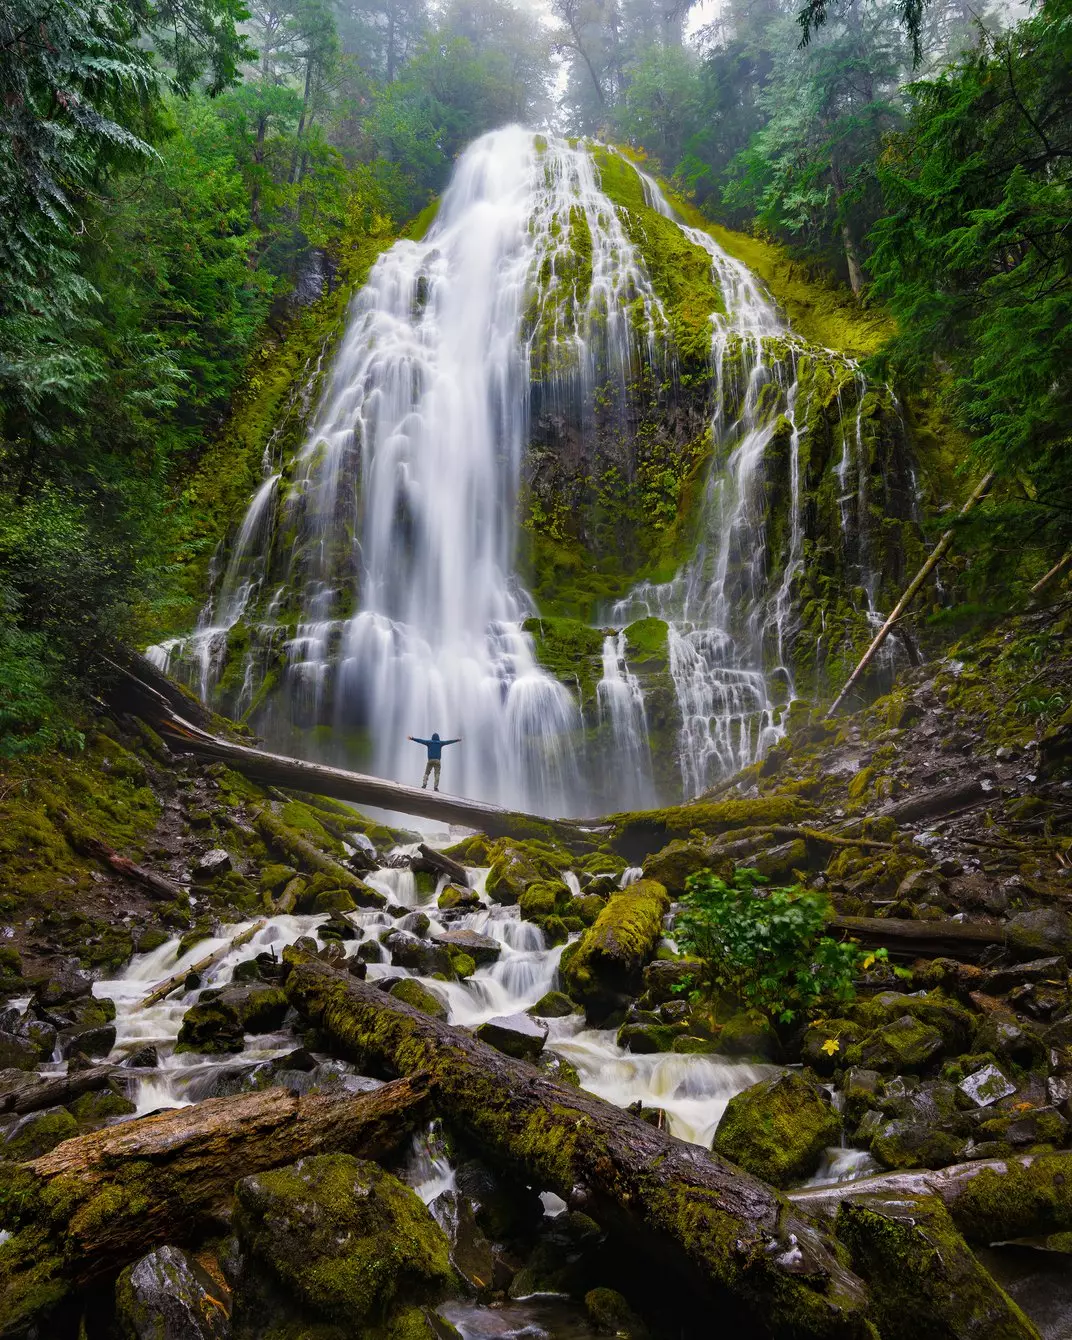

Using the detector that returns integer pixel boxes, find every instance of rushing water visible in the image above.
[152,127,916,812]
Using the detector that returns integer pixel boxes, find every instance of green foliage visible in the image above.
[675,867,885,1022]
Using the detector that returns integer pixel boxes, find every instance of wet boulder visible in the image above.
[193,849,232,881]
[852,1015,946,1073]
[801,1020,865,1076]
[60,1024,115,1059]
[37,959,94,1007]
[640,958,706,1005]
[529,990,577,1018]
[437,885,482,912]
[585,1287,649,1339]
[0,1030,42,1071]
[835,1193,1039,1340]
[958,1061,1017,1108]
[233,1154,457,1327]
[476,1012,547,1061]
[616,1022,681,1054]
[2,1105,78,1159]
[560,880,670,1021]
[388,978,449,1021]
[116,1244,229,1340]
[484,844,542,905]
[381,929,453,978]
[869,1118,969,1171]
[175,999,244,1055]
[518,881,572,923]
[642,838,721,895]
[1006,907,1072,960]
[716,1011,779,1060]
[712,1070,840,1187]
[432,929,501,967]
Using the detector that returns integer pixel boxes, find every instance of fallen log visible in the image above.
[789,1151,1072,1245]
[136,919,268,1010]
[826,470,996,718]
[0,1064,121,1117]
[253,809,386,907]
[827,914,1004,961]
[878,779,994,827]
[414,842,469,888]
[133,686,591,845]
[57,819,186,903]
[0,1076,429,1335]
[283,954,872,1339]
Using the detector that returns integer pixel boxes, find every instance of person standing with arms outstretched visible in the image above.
[407,732,461,791]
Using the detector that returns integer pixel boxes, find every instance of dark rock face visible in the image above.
[381,929,453,977]
[431,929,501,966]
[476,1013,548,1060]
[116,1244,230,1340]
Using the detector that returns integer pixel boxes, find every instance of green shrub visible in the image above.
[674,867,886,1023]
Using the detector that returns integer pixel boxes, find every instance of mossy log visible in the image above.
[283,954,872,1339]
[827,914,1009,961]
[0,1065,120,1118]
[876,780,992,827]
[414,842,469,888]
[253,810,385,907]
[789,1151,1072,1245]
[137,919,269,1009]
[560,879,671,1019]
[58,822,186,903]
[0,1077,429,1336]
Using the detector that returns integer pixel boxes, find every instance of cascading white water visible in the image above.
[596,631,655,809]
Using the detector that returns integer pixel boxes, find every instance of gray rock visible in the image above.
[476,1012,547,1060]
[380,929,452,976]
[959,1062,1016,1108]
[38,960,93,1006]
[124,1044,160,1069]
[1006,907,1072,959]
[61,1024,115,1059]
[116,1244,229,1340]
[194,849,232,880]
[399,911,431,938]
[432,929,502,966]
[981,957,1067,995]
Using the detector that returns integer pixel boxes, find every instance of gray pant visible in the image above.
[421,759,441,790]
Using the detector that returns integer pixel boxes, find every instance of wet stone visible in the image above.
[432,928,501,966]
[959,1062,1017,1108]
[476,1012,547,1060]
[529,990,577,1019]
[61,1023,116,1059]
[116,1244,230,1340]
[194,849,232,880]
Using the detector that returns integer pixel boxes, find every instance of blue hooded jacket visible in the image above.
[412,733,460,761]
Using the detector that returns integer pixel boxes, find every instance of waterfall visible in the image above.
[154,128,919,813]
[596,632,655,809]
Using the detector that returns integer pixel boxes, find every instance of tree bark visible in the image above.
[0,1065,120,1117]
[827,914,1006,961]
[282,955,872,1339]
[789,1151,1072,1245]
[414,842,469,888]
[0,1077,430,1332]
[826,471,996,717]
[57,823,186,903]
[876,778,993,826]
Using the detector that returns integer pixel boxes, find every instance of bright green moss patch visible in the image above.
[712,1070,840,1187]
[561,878,670,1016]
[522,615,607,703]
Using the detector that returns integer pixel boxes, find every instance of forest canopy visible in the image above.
[0,0,1068,755]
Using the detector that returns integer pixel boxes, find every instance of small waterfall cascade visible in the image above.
[612,167,906,797]
[596,631,656,810]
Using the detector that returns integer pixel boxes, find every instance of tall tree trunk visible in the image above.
[841,220,865,296]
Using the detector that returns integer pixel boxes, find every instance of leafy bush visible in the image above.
[675,867,885,1023]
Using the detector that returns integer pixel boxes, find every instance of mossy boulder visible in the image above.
[1006,908,1072,960]
[642,838,722,893]
[517,882,561,921]
[585,1286,649,1338]
[641,957,706,1004]
[608,797,816,863]
[115,1244,228,1340]
[2,1107,78,1160]
[835,1193,1039,1340]
[388,978,448,1021]
[850,1014,946,1073]
[174,1001,244,1055]
[529,991,577,1019]
[869,1119,969,1171]
[574,894,608,926]
[617,1022,681,1054]
[233,1154,457,1328]
[716,1011,779,1060]
[560,879,670,1020]
[311,888,358,914]
[712,1070,840,1187]
[0,1032,40,1072]
[801,1020,865,1076]
[476,1012,547,1060]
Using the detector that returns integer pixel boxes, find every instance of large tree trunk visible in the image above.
[0,1077,429,1335]
[826,913,1006,961]
[790,1151,1072,1245]
[283,955,872,1339]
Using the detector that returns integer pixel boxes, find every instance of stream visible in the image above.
[82,835,1070,1338]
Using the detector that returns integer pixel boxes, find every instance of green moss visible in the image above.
[403,198,439,242]
[561,879,670,1015]
[388,979,447,1021]
[712,1070,839,1187]
[522,615,606,704]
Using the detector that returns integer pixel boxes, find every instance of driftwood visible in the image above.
[828,914,1004,961]
[136,920,268,1010]
[878,779,994,827]
[0,1065,120,1117]
[58,822,186,903]
[254,809,385,906]
[283,954,872,1339]
[0,1076,430,1333]
[789,1151,1072,1245]
[414,842,469,888]
[1030,551,1071,599]
[826,471,996,717]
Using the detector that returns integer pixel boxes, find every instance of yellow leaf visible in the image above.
[862,954,876,970]
[820,1038,840,1056]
